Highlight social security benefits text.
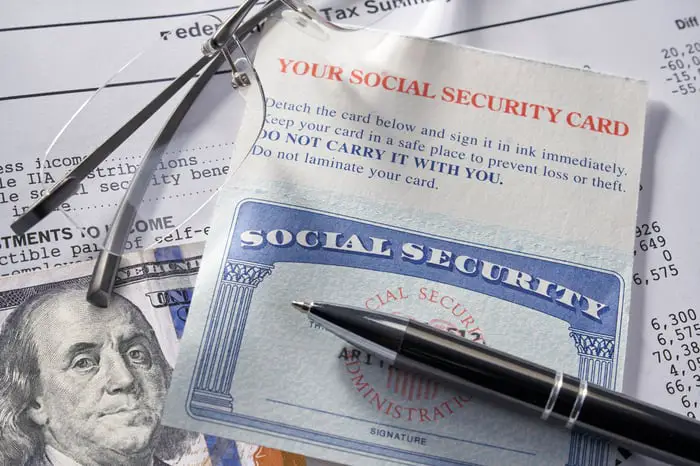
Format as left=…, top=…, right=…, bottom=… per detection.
left=240, top=228, right=609, bottom=321
left=277, top=58, right=630, bottom=137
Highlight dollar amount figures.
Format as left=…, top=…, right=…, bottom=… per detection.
left=650, top=308, right=700, bottom=419
left=633, top=220, right=679, bottom=286
left=660, top=43, right=700, bottom=96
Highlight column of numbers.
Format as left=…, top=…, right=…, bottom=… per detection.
left=650, top=309, right=700, bottom=419
left=660, top=42, right=700, bottom=96
left=632, top=220, right=679, bottom=286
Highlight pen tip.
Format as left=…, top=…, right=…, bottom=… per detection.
left=291, top=301, right=311, bottom=313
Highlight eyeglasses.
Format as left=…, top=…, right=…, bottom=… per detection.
left=10, top=0, right=397, bottom=307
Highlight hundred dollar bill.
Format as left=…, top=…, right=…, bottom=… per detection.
left=0, top=243, right=209, bottom=466
left=162, top=18, right=648, bottom=466
left=0, top=243, right=315, bottom=466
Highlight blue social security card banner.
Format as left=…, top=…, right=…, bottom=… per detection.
left=162, top=18, right=648, bottom=466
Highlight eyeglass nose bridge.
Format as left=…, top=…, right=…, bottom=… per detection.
left=201, top=0, right=334, bottom=90
left=201, top=0, right=260, bottom=56
left=280, top=0, right=323, bottom=25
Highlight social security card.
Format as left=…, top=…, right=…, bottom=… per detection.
left=162, top=18, right=648, bottom=466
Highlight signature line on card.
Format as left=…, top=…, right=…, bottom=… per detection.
left=265, top=398, right=537, bottom=457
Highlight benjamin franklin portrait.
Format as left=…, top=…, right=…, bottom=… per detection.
left=0, top=283, right=201, bottom=466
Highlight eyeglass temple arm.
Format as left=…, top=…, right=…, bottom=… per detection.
left=86, top=1, right=283, bottom=307
left=9, top=0, right=284, bottom=237
left=86, top=53, right=226, bottom=308
left=9, top=54, right=212, bottom=237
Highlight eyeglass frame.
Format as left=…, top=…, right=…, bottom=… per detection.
left=9, top=0, right=350, bottom=307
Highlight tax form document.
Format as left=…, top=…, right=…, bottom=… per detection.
left=0, top=0, right=237, bottom=276
left=430, top=2, right=700, bottom=464
left=162, top=19, right=648, bottom=466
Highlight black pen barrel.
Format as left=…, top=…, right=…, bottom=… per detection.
left=396, top=320, right=563, bottom=416
left=576, top=383, right=700, bottom=466
left=397, top=320, right=700, bottom=466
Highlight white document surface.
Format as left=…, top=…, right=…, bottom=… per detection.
left=1, top=2, right=699, bottom=464
left=431, top=2, right=699, bottom=464
left=162, top=19, right=648, bottom=466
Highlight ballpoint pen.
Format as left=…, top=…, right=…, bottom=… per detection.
left=291, top=300, right=700, bottom=466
